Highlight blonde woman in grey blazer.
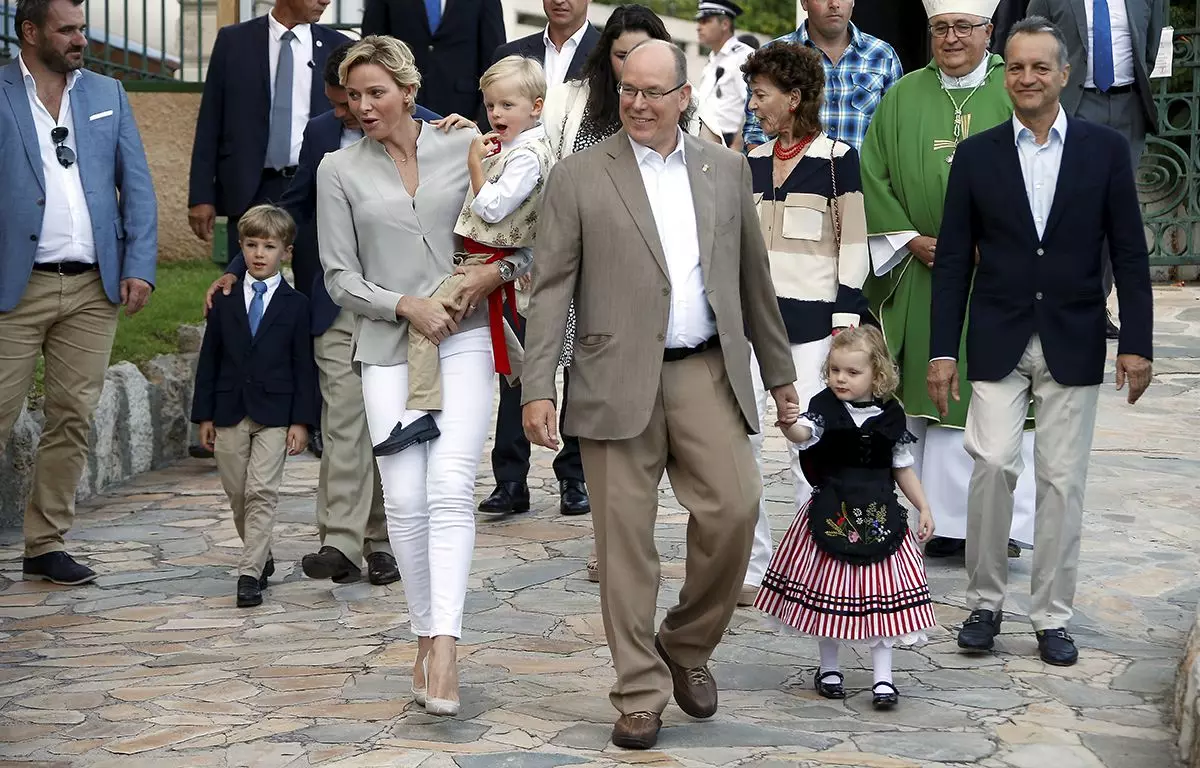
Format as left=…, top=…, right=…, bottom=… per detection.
left=317, top=36, right=525, bottom=717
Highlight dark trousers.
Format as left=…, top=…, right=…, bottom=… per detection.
left=491, top=318, right=584, bottom=484
left=225, top=172, right=295, bottom=261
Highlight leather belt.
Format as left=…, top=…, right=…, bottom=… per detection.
left=663, top=335, right=721, bottom=362
left=263, top=165, right=299, bottom=179
left=32, top=261, right=99, bottom=275
left=1084, top=84, right=1134, bottom=94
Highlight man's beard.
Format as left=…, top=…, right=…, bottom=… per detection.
left=38, top=39, right=85, bottom=74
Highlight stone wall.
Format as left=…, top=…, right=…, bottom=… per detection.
left=0, top=328, right=201, bottom=528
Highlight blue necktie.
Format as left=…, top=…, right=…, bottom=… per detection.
left=249, top=281, right=267, bottom=337
left=1092, top=0, right=1115, bottom=92
left=425, top=0, right=441, bottom=33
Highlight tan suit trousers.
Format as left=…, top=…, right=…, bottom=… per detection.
left=580, top=347, right=761, bottom=716
left=313, top=311, right=390, bottom=565
left=0, top=271, right=118, bottom=557
left=964, top=335, right=1100, bottom=630
left=215, top=418, right=287, bottom=578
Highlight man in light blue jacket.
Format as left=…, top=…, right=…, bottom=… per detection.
left=0, top=0, right=157, bottom=586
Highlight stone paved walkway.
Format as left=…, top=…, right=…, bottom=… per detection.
left=3, top=287, right=1200, bottom=768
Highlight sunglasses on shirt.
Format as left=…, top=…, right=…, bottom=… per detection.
left=51, top=126, right=76, bottom=169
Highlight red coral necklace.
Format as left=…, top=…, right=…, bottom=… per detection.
left=774, top=132, right=817, bottom=161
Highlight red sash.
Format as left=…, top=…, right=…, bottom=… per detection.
left=463, top=238, right=521, bottom=375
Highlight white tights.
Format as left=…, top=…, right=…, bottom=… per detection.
left=818, top=638, right=894, bottom=685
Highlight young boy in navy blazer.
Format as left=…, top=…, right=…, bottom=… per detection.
left=191, top=205, right=317, bottom=607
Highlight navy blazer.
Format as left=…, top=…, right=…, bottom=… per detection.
left=931, top=115, right=1154, bottom=387
left=226, top=104, right=441, bottom=335
left=491, top=24, right=600, bottom=78
left=192, top=278, right=318, bottom=428
left=361, top=0, right=504, bottom=118
left=188, top=17, right=349, bottom=218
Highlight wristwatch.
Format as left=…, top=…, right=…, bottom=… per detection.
left=496, top=260, right=515, bottom=282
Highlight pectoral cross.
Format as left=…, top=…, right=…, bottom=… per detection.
left=933, top=112, right=973, bottom=165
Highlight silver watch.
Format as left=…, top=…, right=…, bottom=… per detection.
left=497, top=260, right=515, bottom=282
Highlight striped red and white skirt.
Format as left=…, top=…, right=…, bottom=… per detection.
left=754, top=502, right=937, bottom=643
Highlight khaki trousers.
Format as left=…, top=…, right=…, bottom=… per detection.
left=215, top=418, right=287, bottom=578
left=580, top=347, right=760, bottom=716
left=964, top=335, right=1100, bottom=630
left=0, top=271, right=118, bottom=557
left=313, top=311, right=390, bottom=565
left=407, top=255, right=489, bottom=411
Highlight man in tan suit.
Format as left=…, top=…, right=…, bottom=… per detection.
left=522, top=40, right=797, bottom=750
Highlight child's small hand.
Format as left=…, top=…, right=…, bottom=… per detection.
left=198, top=421, right=216, bottom=452
left=917, top=507, right=936, bottom=542
left=776, top=401, right=801, bottom=426
left=287, top=425, right=308, bottom=456
left=517, top=273, right=532, bottom=291
left=432, top=113, right=477, bottom=132
left=471, top=132, right=501, bottom=161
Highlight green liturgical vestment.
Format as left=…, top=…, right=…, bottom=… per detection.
left=861, top=54, right=1017, bottom=428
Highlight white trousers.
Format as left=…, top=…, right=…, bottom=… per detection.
left=361, top=329, right=493, bottom=639
left=746, top=336, right=833, bottom=587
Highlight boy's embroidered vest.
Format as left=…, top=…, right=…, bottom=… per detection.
left=454, top=136, right=556, bottom=248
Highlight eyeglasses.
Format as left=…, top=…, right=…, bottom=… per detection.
left=616, top=82, right=686, bottom=102
left=929, top=21, right=990, bottom=38
left=51, top=126, right=75, bottom=169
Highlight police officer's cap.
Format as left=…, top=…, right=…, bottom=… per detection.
left=695, top=0, right=743, bottom=21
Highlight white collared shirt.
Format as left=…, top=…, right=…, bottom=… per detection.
left=340, top=125, right=364, bottom=149
left=1084, top=0, right=1135, bottom=88
left=266, top=12, right=314, bottom=167
left=629, top=130, right=716, bottom=348
left=471, top=124, right=547, bottom=223
left=938, top=54, right=990, bottom=89
left=697, top=36, right=753, bottom=136
left=1013, top=107, right=1068, bottom=239
left=542, top=23, right=589, bottom=86
left=243, top=271, right=283, bottom=316
left=19, top=54, right=96, bottom=265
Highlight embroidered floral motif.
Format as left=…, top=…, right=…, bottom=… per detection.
left=824, top=501, right=892, bottom=546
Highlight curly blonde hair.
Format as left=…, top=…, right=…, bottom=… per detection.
left=823, top=326, right=900, bottom=400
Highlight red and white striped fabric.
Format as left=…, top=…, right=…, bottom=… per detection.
left=754, top=503, right=936, bottom=642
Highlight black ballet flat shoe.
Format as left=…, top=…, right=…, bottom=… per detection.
left=372, top=414, right=440, bottom=457
left=871, top=681, right=899, bottom=709
left=814, top=669, right=845, bottom=699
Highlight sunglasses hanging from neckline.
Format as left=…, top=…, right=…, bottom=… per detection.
left=51, top=126, right=76, bottom=169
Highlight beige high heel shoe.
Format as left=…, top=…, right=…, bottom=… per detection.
left=411, top=655, right=427, bottom=706
left=423, top=656, right=460, bottom=717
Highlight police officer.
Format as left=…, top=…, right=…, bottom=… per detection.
left=695, top=0, right=754, bottom=149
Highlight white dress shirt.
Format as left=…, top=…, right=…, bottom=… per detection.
left=19, top=54, right=96, bottom=265
left=696, top=36, right=753, bottom=136
left=1014, top=107, right=1067, bottom=239
left=340, top=125, right=364, bottom=149
left=266, top=12, right=313, bottom=167
left=629, top=130, right=716, bottom=348
left=542, top=23, right=589, bottom=86
left=470, top=124, right=546, bottom=223
left=1084, top=0, right=1136, bottom=88
left=243, top=271, right=283, bottom=315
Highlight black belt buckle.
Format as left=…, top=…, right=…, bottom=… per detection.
left=280, top=165, right=298, bottom=178
left=663, top=335, right=720, bottom=362
left=34, top=261, right=96, bottom=276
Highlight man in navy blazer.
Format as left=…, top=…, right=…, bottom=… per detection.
left=491, top=0, right=599, bottom=86
left=187, top=0, right=349, bottom=261
left=0, top=0, right=157, bottom=586
left=361, top=0, right=504, bottom=119
left=928, top=19, right=1152, bottom=667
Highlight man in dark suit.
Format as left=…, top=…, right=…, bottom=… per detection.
left=1027, top=0, right=1166, bottom=337
left=187, top=0, right=349, bottom=261
left=361, top=0, right=504, bottom=118
left=478, top=0, right=598, bottom=518
left=928, top=18, right=1152, bottom=667
left=205, top=42, right=441, bottom=587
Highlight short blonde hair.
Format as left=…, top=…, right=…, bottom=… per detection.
left=238, top=204, right=296, bottom=246
left=480, top=55, right=547, bottom=103
left=339, top=35, right=421, bottom=113
left=823, top=325, right=900, bottom=400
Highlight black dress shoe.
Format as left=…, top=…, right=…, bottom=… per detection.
left=559, top=479, right=590, bottom=516
left=366, top=552, right=401, bottom=585
left=478, top=482, right=531, bottom=514
left=814, top=669, right=845, bottom=699
left=372, top=414, right=440, bottom=457
left=308, top=428, right=324, bottom=458
left=1106, top=313, right=1120, bottom=340
left=188, top=443, right=214, bottom=459
left=872, top=681, right=899, bottom=709
left=301, top=545, right=362, bottom=584
left=259, top=555, right=274, bottom=590
left=1036, top=628, right=1079, bottom=666
left=22, top=551, right=96, bottom=586
left=237, top=575, right=263, bottom=607
left=957, top=609, right=1003, bottom=652
left=924, top=536, right=966, bottom=558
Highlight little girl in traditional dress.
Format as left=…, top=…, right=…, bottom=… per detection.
left=755, top=325, right=937, bottom=708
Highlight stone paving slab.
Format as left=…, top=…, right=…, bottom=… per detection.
left=2, top=287, right=1199, bottom=767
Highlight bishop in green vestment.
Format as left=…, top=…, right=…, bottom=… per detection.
left=859, top=0, right=1037, bottom=549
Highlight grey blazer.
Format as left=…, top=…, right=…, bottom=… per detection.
left=317, top=122, right=530, bottom=366
left=1027, top=0, right=1165, bottom=129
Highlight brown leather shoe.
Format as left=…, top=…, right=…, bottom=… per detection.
left=655, top=634, right=717, bottom=718
left=611, top=711, right=661, bottom=749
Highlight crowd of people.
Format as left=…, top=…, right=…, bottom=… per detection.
left=0, top=0, right=1162, bottom=752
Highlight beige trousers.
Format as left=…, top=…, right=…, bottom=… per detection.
left=215, top=418, right=287, bottom=578
left=580, top=347, right=760, bottom=716
left=407, top=255, right=489, bottom=411
left=964, top=335, right=1100, bottom=630
left=313, top=312, right=390, bottom=565
left=0, top=271, right=119, bottom=557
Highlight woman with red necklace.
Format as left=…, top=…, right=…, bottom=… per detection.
left=737, top=42, right=872, bottom=610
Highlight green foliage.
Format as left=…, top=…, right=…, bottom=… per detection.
left=641, top=0, right=798, bottom=40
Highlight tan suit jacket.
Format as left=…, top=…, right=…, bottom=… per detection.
left=522, top=130, right=796, bottom=441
